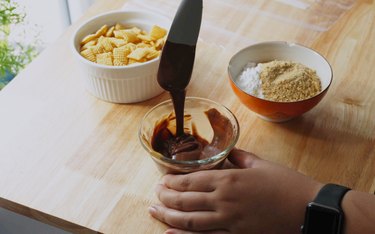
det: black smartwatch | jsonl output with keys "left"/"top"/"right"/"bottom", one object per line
{"left": 301, "top": 183, "right": 351, "bottom": 234}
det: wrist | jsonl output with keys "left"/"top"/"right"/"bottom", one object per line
{"left": 286, "top": 180, "right": 323, "bottom": 234}
{"left": 340, "top": 190, "right": 374, "bottom": 234}
{"left": 341, "top": 190, "right": 353, "bottom": 234}
{"left": 306, "top": 182, "right": 325, "bottom": 204}
{"left": 298, "top": 182, "right": 324, "bottom": 229}
{"left": 301, "top": 183, "right": 351, "bottom": 234}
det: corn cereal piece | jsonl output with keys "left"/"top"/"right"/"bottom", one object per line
{"left": 113, "top": 30, "right": 125, "bottom": 39}
{"left": 150, "top": 25, "right": 167, "bottom": 40}
{"left": 90, "top": 43, "right": 105, "bottom": 54}
{"left": 109, "top": 38, "right": 127, "bottom": 47}
{"left": 114, "top": 59, "right": 128, "bottom": 66}
{"left": 131, "top": 27, "right": 142, "bottom": 34}
{"left": 128, "top": 59, "right": 139, "bottom": 65}
{"left": 97, "top": 35, "right": 104, "bottom": 43}
{"left": 146, "top": 49, "right": 161, "bottom": 60}
{"left": 136, "top": 42, "right": 152, "bottom": 49}
{"left": 81, "top": 34, "right": 97, "bottom": 45}
{"left": 155, "top": 38, "right": 165, "bottom": 50}
{"left": 95, "top": 25, "right": 108, "bottom": 37}
{"left": 123, "top": 29, "right": 140, "bottom": 43}
{"left": 129, "top": 58, "right": 147, "bottom": 64}
{"left": 100, "top": 37, "right": 114, "bottom": 52}
{"left": 115, "top": 23, "right": 126, "bottom": 30}
{"left": 80, "top": 49, "right": 96, "bottom": 62}
{"left": 116, "top": 29, "right": 140, "bottom": 43}
{"left": 106, "top": 26, "right": 115, "bottom": 37}
{"left": 137, "top": 34, "right": 153, "bottom": 42}
{"left": 123, "top": 42, "right": 136, "bottom": 52}
{"left": 96, "top": 52, "right": 113, "bottom": 66}
{"left": 127, "top": 48, "right": 150, "bottom": 61}
{"left": 113, "top": 46, "right": 131, "bottom": 62}
{"left": 81, "top": 40, "right": 97, "bottom": 51}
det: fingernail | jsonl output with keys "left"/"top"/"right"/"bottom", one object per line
{"left": 164, "top": 230, "right": 175, "bottom": 234}
{"left": 148, "top": 205, "right": 157, "bottom": 215}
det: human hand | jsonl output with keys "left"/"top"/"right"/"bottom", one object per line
{"left": 149, "top": 148, "right": 323, "bottom": 234}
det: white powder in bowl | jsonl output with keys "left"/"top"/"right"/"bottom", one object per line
{"left": 236, "top": 62, "right": 264, "bottom": 98}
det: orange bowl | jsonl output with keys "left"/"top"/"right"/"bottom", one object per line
{"left": 228, "top": 41, "right": 333, "bottom": 122}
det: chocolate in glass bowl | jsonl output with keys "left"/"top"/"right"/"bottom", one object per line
{"left": 151, "top": 108, "right": 233, "bottom": 161}
{"left": 139, "top": 97, "right": 239, "bottom": 174}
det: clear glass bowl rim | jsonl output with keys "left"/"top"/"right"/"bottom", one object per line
{"left": 138, "top": 97, "right": 240, "bottom": 166}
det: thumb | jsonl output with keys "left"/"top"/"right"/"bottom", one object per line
{"left": 228, "top": 148, "right": 261, "bottom": 168}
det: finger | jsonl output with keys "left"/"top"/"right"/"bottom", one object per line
{"left": 156, "top": 184, "right": 214, "bottom": 211}
{"left": 162, "top": 171, "right": 216, "bottom": 192}
{"left": 228, "top": 148, "right": 260, "bottom": 168}
{"left": 149, "top": 204, "right": 222, "bottom": 231}
{"left": 221, "top": 158, "right": 238, "bottom": 169}
{"left": 165, "top": 228, "right": 229, "bottom": 234}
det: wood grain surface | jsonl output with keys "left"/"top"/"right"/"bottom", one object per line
{"left": 0, "top": 0, "right": 374, "bottom": 233}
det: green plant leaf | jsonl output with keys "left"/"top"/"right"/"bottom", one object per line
{"left": 0, "top": 0, "right": 39, "bottom": 83}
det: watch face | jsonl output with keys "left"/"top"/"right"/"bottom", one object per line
{"left": 304, "top": 203, "right": 341, "bottom": 234}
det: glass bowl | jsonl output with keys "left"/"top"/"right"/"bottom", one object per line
{"left": 139, "top": 97, "right": 240, "bottom": 174}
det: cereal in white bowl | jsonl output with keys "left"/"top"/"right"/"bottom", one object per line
{"left": 79, "top": 23, "right": 167, "bottom": 66}
{"left": 71, "top": 10, "right": 171, "bottom": 103}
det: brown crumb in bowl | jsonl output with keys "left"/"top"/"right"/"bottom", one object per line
{"left": 260, "top": 60, "right": 322, "bottom": 102}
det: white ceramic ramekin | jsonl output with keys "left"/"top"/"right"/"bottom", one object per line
{"left": 71, "top": 10, "right": 170, "bottom": 103}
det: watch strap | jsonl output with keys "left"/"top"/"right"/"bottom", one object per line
{"left": 313, "top": 183, "right": 351, "bottom": 211}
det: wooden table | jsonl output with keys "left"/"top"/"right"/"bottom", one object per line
{"left": 1, "top": 0, "right": 374, "bottom": 233}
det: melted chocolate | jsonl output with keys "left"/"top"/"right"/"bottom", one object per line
{"left": 151, "top": 114, "right": 207, "bottom": 161}
{"left": 156, "top": 41, "right": 202, "bottom": 160}
{"left": 157, "top": 42, "right": 196, "bottom": 136}
{"left": 156, "top": 0, "right": 203, "bottom": 159}
{"left": 151, "top": 108, "right": 233, "bottom": 161}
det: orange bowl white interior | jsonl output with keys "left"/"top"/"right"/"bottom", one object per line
{"left": 228, "top": 41, "right": 333, "bottom": 122}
